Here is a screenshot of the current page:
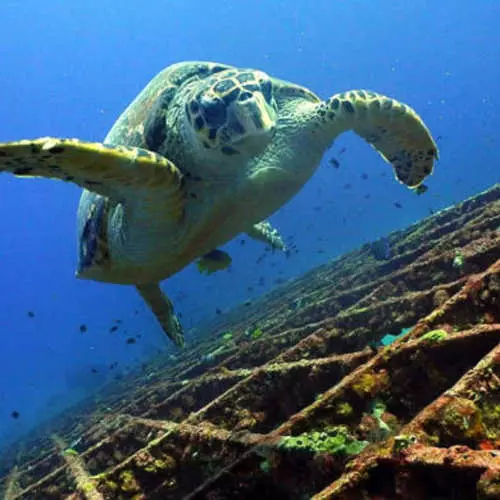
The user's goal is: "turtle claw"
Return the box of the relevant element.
[166,314,185,348]
[135,283,185,348]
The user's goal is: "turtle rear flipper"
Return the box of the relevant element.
[0,137,185,222]
[136,283,184,347]
[246,220,286,251]
[323,91,438,187]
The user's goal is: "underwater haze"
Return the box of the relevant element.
[0,0,499,449]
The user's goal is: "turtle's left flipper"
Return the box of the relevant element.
[246,220,286,250]
[323,91,438,188]
[136,283,184,347]
[0,137,185,221]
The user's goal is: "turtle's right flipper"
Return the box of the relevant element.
[322,92,438,188]
[136,283,184,348]
[246,220,286,250]
[0,137,185,222]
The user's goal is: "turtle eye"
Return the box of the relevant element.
[260,79,273,103]
[201,97,227,126]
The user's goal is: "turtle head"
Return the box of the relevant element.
[185,69,278,157]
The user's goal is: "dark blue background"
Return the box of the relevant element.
[1,0,498,446]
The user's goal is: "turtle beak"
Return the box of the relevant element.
[230,94,276,155]
[238,94,276,136]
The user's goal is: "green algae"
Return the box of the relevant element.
[222,331,234,343]
[250,327,264,340]
[478,400,500,440]
[278,426,368,456]
[421,329,448,343]
[62,448,79,457]
[334,402,354,418]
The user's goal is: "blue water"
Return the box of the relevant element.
[0,1,498,448]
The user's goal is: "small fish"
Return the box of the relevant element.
[215,308,222,315]
[27,311,35,318]
[197,249,232,275]
[125,337,136,345]
[343,183,352,189]
[239,239,246,245]
[361,173,368,180]
[393,202,403,209]
[370,237,392,261]
[109,326,118,333]
[413,184,428,196]
[79,324,87,333]
[338,147,347,155]
[11,411,20,419]
[329,157,340,168]
[91,368,98,374]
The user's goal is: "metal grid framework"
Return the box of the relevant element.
[1,184,499,500]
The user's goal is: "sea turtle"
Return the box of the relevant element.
[0,61,438,347]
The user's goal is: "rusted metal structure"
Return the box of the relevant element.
[1,184,499,499]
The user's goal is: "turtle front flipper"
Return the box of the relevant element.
[136,283,184,347]
[321,91,438,187]
[0,137,185,221]
[246,220,286,251]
